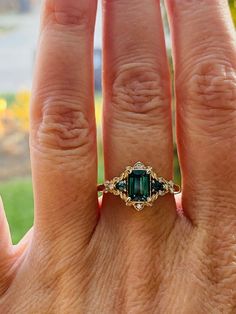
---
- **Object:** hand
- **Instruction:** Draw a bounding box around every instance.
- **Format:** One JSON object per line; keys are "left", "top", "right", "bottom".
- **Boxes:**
{"left": 1, "top": 0, "right": 236, "bottom": 313}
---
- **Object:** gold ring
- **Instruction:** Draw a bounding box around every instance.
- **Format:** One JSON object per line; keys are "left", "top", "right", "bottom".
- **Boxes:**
{"left": 97, "top": 162, "right": 181, "bottom": 211}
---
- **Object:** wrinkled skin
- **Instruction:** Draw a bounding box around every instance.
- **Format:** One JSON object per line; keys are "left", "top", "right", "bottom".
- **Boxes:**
{"left": 0, "top": 0, "right": 236, "bottom": 313}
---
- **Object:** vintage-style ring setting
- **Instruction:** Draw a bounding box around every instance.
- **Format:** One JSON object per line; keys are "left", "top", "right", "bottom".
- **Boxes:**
{"left": 97, "top": 162, "right": 181, "bottom": 211}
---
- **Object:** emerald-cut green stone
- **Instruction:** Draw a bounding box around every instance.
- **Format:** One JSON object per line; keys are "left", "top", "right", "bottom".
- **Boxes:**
{"left": 128, "top": 170, "right": 151, "bottom": 202}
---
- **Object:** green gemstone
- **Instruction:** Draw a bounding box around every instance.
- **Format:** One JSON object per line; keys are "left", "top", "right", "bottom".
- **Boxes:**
{"left": 116, "top": 180, "right": 127, "bottom": 192}
{"left": 128, "top": 170, "right": 151, "bottom": 202}
{"left": 151, "top": 180, "right": 165, "bottom": 194}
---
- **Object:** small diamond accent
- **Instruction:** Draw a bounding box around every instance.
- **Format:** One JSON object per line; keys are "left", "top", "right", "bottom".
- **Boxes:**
{"left": 133, "top": 162, "right": 146, "bottom": 170}
{"left": 108, "top": 183, "right": 114, "bottom": 190}
{"left": 135, "top": 203, "right": 144, "bottom": 211}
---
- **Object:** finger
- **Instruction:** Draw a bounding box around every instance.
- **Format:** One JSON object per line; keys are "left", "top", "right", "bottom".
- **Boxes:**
{"left": 14, "top": 227, "right": 33, "bottom": 254}
{"left": 0, "top": 196, "right": 11, "bottom": 254}
{"left": 175, "top": 194, "right": 183, "bottom": 215}
{"left": 0, "top": 197, "right": 12, "bottom": 291}
{"left": 166, "top": 0, "right": 236, "bottom": 224}
{"left": 102, "top": 0, "right": 177, "bottom": 228}
{"left": 30, "top": 0, "right": 98, "bottom": 244}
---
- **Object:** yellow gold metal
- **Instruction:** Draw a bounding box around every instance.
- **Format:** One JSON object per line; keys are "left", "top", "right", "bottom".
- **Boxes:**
{"left": 97, "top": 162, "right": 181, "bottom": 211}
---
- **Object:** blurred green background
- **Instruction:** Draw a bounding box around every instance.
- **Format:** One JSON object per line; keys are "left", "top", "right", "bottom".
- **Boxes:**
{"left": 0, "top": 1, "right": 235, "bottom": 244}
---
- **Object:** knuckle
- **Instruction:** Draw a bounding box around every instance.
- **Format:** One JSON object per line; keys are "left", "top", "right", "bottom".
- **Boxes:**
{"left": 179, "top": 62, "right": 236, "bottom": 111}
{"left": 109, "top": 64, "right": 171, "bottom": 126}
{"left": 178, "top": 62, "right": 236, "bottom": 136}
{"left": 32, "top": 97, "right": 94, "bottom": 157}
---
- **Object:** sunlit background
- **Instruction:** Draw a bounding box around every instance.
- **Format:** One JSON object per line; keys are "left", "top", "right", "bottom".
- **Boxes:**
{"left": 0, "top": 0, "right": 235, "bottom": 244}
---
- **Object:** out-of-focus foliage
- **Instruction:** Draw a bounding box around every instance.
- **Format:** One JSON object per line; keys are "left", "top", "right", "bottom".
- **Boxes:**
{"left": 11, "top": 90, "right": 30, "bottom": 131}
{"left": 229, "top": 0, "right": 236, "bottom": 26}
{"left": 95, "top": 94, "right": 102, "bottom": 128}
{"left": 0, "top": 178, "right": 34, "bottom": 244}
{"left": 0, "top": 91, "right": 30, "bottom": 137}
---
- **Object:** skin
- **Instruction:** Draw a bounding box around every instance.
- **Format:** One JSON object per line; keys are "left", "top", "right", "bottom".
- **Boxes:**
{"left": 0, "top": 0, "right": 236, "bottom": 313}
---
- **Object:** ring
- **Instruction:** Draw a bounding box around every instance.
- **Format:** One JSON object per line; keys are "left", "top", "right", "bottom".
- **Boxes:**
{"left": 97, "top": 162, "right": 181, "bottom": 211}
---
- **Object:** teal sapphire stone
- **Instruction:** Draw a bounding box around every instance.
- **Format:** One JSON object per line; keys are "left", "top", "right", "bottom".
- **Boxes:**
{"left": 128, "top": 170, "right": 151, "bottom": 202}
{"left": 151, "top": 180, "right": 165, "bottom": 194}
{"left": 116, "top": 180, "right": 127, "bottom": 192}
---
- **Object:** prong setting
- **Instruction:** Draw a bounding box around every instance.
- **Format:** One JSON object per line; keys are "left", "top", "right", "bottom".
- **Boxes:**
{"left": 100, "top": 162, "right": 181, "bottom": 211}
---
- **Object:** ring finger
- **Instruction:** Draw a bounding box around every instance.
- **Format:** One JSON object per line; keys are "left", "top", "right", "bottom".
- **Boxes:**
{"left": 102, "top": 0, "right": 176, "bottom": 230}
